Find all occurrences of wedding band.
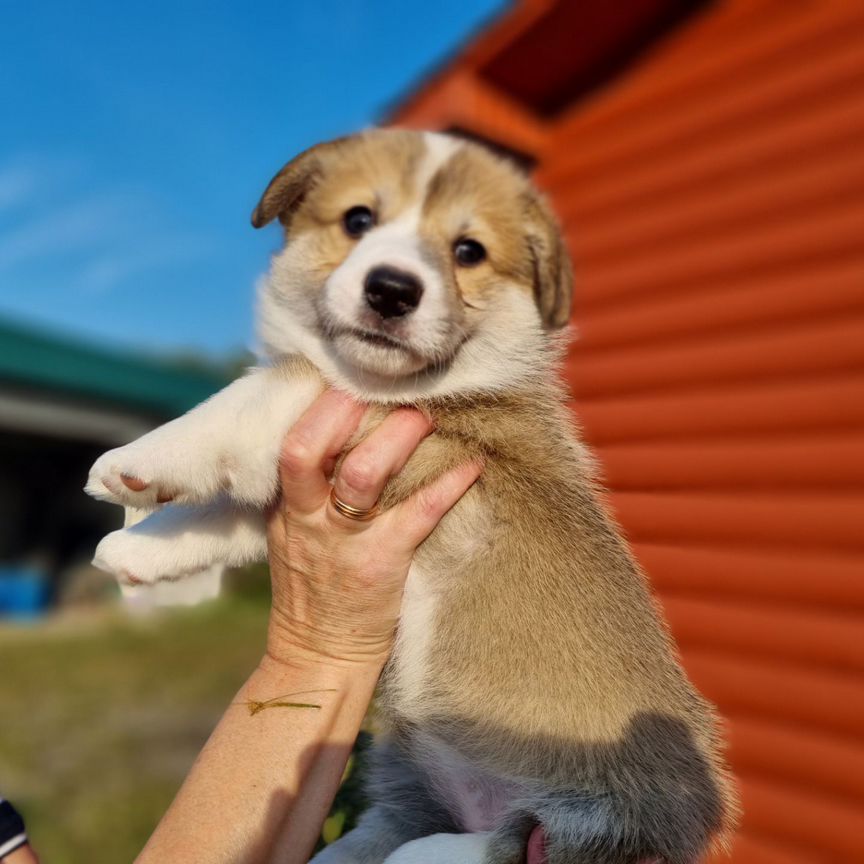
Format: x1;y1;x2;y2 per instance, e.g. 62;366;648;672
329;487;380;521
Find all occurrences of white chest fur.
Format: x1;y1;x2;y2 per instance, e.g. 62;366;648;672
390;563;438;711
389;495;489;712
390;559;524;833
391;490;491;722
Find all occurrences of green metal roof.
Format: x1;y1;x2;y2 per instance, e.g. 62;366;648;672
0;318;230;417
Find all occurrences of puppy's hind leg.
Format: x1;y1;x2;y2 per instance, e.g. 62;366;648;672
487;799;631;864
487;788;716;864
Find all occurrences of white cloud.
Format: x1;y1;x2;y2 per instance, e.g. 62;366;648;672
0;154;84;215
71;234;212;297
0;154;213;297
0;192;135;270
0;164;37;212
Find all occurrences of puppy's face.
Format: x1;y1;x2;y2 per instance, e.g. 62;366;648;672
254;130;572;391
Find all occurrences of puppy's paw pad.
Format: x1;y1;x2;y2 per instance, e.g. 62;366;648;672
120;473;175;503
86;450;178;507
120;474;149;492
118;570;145;587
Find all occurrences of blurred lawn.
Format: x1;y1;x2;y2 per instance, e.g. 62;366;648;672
0;578;366;863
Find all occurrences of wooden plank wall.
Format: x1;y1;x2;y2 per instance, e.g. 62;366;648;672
538;2;864;861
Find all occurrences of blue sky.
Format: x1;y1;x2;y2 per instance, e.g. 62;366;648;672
0;0;505;359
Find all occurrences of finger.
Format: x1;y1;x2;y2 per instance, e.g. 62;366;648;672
331;408;432;514
386;460;483;550
278;389;366;513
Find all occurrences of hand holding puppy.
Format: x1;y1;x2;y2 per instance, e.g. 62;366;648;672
137;391;482;864
265;388;482;669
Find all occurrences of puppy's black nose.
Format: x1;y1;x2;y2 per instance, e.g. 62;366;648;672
364;266;423;319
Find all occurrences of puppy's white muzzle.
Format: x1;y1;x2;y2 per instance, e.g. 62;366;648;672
363;265;424;320
322;211;457;375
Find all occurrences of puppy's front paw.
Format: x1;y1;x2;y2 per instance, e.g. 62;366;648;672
85;445;187;508
92;528;204;586
91;499;267;586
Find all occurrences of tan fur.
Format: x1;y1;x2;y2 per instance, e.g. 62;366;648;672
422;146;573;327
254;129;737;860
256;131;571;343
324;357;738;858
371;376;725;747
253;131;425;231
89;128;733;861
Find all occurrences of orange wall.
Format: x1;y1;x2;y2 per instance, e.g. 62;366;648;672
394;1;864;862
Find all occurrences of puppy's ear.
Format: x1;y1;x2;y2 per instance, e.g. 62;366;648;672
251;140;339;229
524;193;573;329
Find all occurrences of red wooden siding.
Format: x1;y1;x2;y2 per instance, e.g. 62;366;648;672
392;0;864;861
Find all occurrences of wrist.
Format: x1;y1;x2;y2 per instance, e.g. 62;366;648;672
266;609;395;673
245;653;381;724
249;650;381;721
261;627;389;680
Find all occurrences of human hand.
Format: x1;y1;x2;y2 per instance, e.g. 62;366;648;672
264;389;482;669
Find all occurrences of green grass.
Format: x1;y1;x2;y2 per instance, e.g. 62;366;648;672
0;585;366;863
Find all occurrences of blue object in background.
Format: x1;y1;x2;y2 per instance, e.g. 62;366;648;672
0;566;50;619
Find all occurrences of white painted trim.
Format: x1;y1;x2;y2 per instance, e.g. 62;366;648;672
0;833;28;858
0;388;154;444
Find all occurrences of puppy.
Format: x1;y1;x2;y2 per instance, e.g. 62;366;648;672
86;129;737;863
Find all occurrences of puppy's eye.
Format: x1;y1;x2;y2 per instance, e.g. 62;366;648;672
453;238;486;267
343;205;375;238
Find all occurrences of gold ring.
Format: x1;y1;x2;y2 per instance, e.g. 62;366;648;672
329;487;379;522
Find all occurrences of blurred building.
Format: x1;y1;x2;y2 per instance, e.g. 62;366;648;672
392;1;864;862
0;317;226;613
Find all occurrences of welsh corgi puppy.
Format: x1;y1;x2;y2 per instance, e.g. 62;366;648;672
86;129;737;864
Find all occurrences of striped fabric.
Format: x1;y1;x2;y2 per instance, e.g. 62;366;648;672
0;798;27;859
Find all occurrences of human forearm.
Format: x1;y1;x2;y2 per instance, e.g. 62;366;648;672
2;845;39;864
136;652;382;864
135;391;479;863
